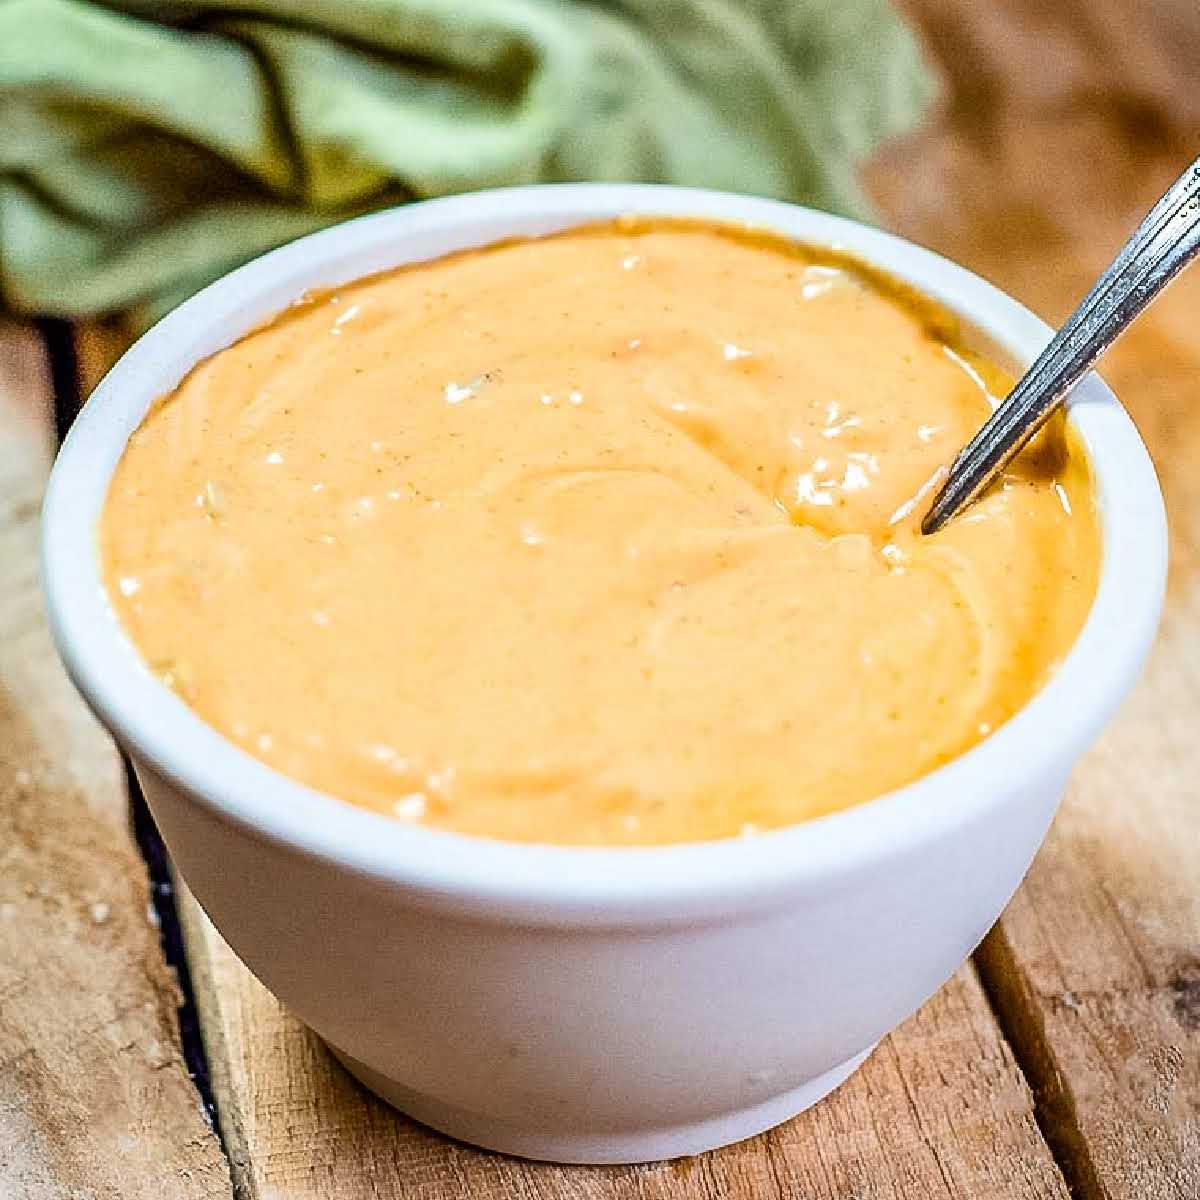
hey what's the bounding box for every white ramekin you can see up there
[42,185,1166,1164]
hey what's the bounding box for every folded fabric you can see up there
[0,0,933,327]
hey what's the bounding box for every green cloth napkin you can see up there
[0,0,933,327]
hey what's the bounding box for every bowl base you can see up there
[326,1042,876,1165]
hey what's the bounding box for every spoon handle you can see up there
[923,156,1200,534]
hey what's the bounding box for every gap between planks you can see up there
[0,319,231,1199]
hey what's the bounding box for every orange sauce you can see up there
[101,220,1100,844]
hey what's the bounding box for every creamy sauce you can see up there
[101,219,1101,845]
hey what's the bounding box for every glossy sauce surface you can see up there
[102,220,1101,845]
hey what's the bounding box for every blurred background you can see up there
[3,1,1197,438]
[2,0,933,329]
[5,0,1194,593]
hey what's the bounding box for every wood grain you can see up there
[0,320,231,1197]
[872,3,1200,1196]
[178,888,1068,1200]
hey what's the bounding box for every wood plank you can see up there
[872,3,1200,1197]
[178,888,1068,1199]
[0,320,231,1197]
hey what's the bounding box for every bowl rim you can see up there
[40,183,1167,925]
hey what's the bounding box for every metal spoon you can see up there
[922,155,1200,534]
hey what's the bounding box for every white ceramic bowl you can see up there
[42,185,1166,1165]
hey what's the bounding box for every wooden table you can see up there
[2,4,1197,1197]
